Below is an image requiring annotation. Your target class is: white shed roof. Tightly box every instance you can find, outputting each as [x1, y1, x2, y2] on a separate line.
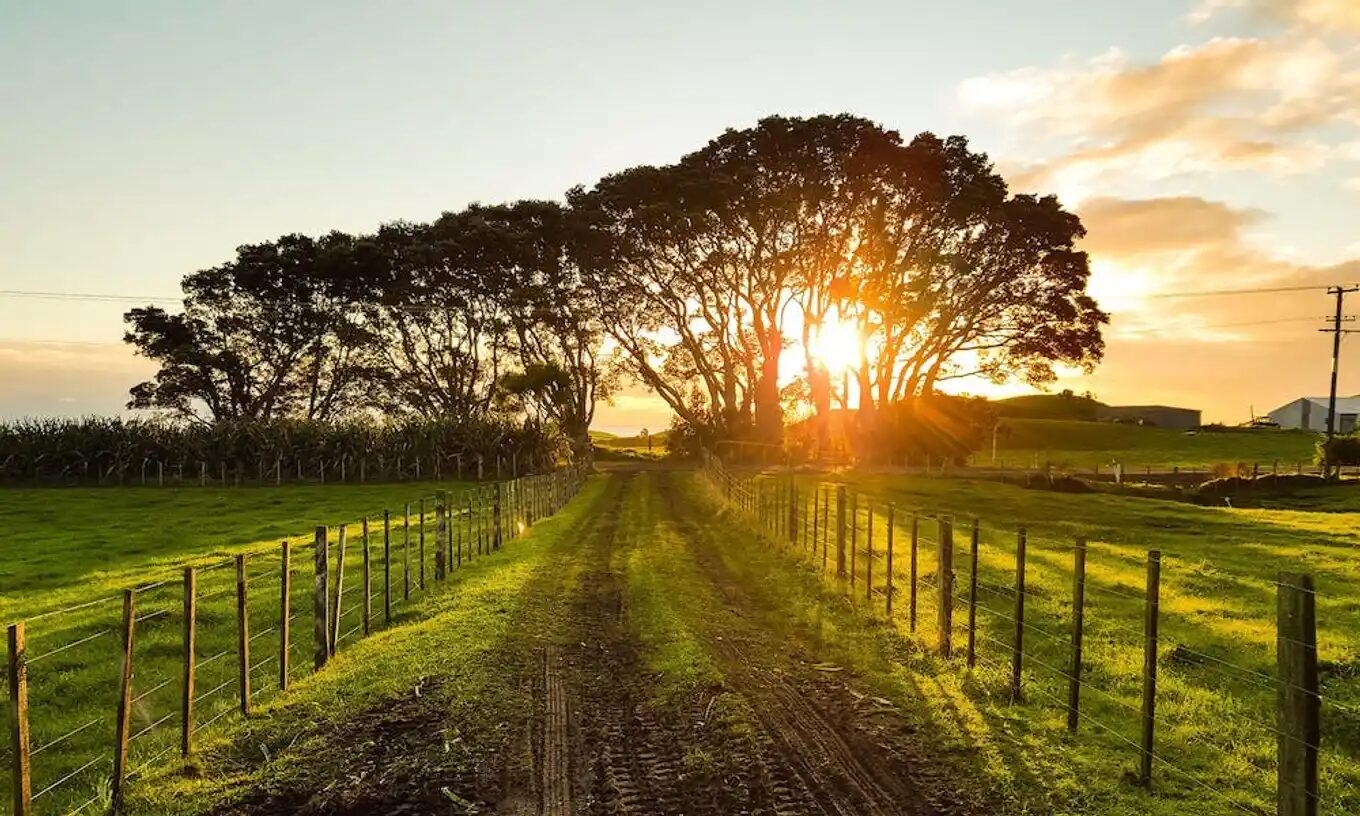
[1279, 397, 1360, 414]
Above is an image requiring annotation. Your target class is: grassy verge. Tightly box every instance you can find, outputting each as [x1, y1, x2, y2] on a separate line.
[0, 479, 527, 814]
[124, 474, 612, 815]
[995, 418, 1317, 470]
[758, 469, 1360, 813]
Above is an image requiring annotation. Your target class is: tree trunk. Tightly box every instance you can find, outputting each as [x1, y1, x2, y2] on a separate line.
[753, 331, 784, 446]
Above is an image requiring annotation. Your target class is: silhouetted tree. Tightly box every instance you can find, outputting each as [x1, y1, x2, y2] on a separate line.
[124, 233, 375, 423]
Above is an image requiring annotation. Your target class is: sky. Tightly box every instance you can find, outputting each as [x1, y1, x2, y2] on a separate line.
[3, 0, 1359, 431]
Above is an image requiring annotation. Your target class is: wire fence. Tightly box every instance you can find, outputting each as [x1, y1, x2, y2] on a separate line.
[701, 452, 1356, 815]
[1, 461, 589, 815]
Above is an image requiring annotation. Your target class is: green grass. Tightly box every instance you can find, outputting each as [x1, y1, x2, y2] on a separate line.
[993, 418, 1318, 470]
[614, 473, 722, 706]
[0, 479, 520, 814]
[748, 469, 1360, 814]
[125, 473, 611, 815]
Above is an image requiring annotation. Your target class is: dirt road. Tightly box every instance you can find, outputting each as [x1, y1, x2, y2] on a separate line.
[207, 471, 991, 816]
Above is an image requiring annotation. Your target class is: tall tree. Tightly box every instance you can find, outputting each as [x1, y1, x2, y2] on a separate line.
[124, 233, 374, 423]
[465, 201, 611, 455]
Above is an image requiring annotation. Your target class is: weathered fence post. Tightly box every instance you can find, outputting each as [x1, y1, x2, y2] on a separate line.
[810, 487, 818, 556]
[279, 543, 290, 690]
[909, 514, 919, 633]
[1277, 572, 1319, 816]
[866, 504, 874, 603]
[236, 554, 251, 715]
[8, 622, 32, 816]
[1067, 538, 1087, 733]
[111, 589, 136, 813]
[1010, 527, 1027, 704]
[382, 512, 392, 625]
[495, 483, 504, 550]
[330, 526, 347, 655]
[836, 486, 847, 579]
[968, 519, 979, 670]
[788, 482, 798, 546]
[886, 504, 895, 616]
[821, 488, 830, 571]
[850, 494, 858, 590]
[314, 526, 329, 670]
[362, 520, 372, 636]
[435, 501, 447, 581]
[182, 567, 197, 755]
[419, 499, 427, 590]
[937, 517, 954, 658]
[403, 503, 411, 601]
[1139, 549, 1161, 787]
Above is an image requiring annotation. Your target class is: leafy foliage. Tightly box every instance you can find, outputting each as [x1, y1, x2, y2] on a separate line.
[0, 415, 561, 485]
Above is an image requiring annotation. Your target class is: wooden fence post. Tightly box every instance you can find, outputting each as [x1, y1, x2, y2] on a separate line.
[866, 504, 874, 603]
[383, 512, 391, 624]
[1139, 549, 1161, 787]
[1010, 527, 1027, 704]
[849, 493, 858, 589]
[314, 526, 329, 670]
[181, 567, 197, 755]
[8, 622, 32, 816]
[403, 503, 411, 601]
[362, 520, 372, 636]
[111, 589, 136, 813]
[909, 514, 919, 633]
[886, 505, 895, 617]
[419, 499, 427, 590]
[968, 520, 979, 670]
[810, 487, 818, 556]
[329, 526, 346, 656]
[835, 486, 847, 579]
[821, 488, 830, 571]
[236, 554, 251, 716]
[937, 517, 954, 658]
[435, 502, 446, 581]
[279, 543, 290, 690]
[1277, 572, 1319, 816]
[788, 482, 798, 546]
[495, 483, 504, 550]
[1067, 538, 1087, 733]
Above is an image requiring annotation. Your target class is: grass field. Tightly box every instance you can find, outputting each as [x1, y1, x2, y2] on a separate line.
[757, 468, 1360, 813]
[993, 418, 1319, 470]
[7, 465, 1359, 813]
[0, 479, 513, 813]
[126, 475, 612, 815]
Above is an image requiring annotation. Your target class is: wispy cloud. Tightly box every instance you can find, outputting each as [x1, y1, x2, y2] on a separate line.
[957, 23, 1360, 201]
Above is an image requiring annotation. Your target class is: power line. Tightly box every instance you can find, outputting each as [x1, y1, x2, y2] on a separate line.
[0, 289, 182, 304]
[1148, 284, 1340, 299]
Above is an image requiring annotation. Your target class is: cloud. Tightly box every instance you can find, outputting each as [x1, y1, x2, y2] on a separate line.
[1191, 0, 1360, 30]
[1073, 195, 1360, 343]
[957, 29, 1360, 200]
[0, 342, 153, 419]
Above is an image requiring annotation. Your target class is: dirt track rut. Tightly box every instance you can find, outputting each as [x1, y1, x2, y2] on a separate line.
[528, 471, 948, 816]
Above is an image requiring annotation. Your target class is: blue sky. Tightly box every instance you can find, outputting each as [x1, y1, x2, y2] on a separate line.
[3, 1, 1358, 428]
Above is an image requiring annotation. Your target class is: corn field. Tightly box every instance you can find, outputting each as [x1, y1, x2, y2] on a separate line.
[0, 416, 563, 486]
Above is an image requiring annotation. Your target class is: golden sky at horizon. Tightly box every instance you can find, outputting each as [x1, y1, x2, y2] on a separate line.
[3, 0, 1359, 432]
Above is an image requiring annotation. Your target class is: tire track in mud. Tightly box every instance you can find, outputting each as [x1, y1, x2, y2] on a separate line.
[556, 472, 721, 815]
[654, 471, 944, 816]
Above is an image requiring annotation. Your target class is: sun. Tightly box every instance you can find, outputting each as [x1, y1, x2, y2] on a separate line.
[811, 315, 862, 375]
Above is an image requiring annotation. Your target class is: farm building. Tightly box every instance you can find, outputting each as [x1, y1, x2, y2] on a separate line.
[1095, 404, 1202, 430]
[1267, 396, 1360, 433]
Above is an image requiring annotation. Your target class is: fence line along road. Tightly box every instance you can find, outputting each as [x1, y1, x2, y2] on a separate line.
[4, 462, 589, 816]
[700, 451, 1334, 816]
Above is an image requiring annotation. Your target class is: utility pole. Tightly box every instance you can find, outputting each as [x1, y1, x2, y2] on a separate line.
[1320, 285, 1360, 476]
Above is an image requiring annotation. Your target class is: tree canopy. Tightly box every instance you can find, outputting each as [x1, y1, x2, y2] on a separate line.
[125, 113, 1106, 461]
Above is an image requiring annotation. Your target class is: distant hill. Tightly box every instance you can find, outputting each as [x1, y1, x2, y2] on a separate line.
[994, 393, 1105, 421]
